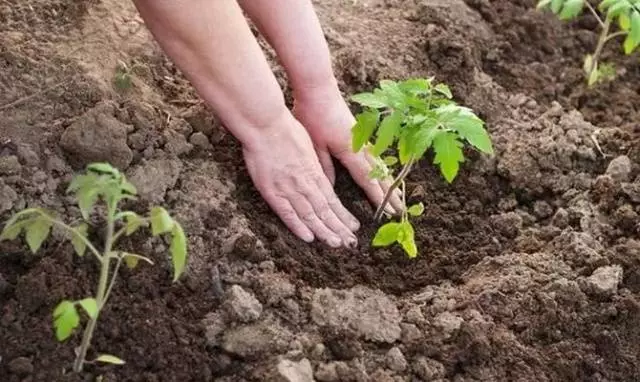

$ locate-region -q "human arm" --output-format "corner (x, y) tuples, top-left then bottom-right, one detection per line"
(132, 0), (359, 247)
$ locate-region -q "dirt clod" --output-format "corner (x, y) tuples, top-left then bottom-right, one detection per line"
(583, 265), (624, 298)
(310, 286), (401, 343)
(7, 357), (33, 376)
(224, 285), (263, 323)
(276, 358), (314, 382)
(221, 317), (292, 359)
(605, 155), (632, 183)
(0, 156), (21, 175)
(385, 347), (407, 372)
(127, 158), (182, 203)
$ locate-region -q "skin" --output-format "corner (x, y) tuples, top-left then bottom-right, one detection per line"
(132, 0), (403, 248)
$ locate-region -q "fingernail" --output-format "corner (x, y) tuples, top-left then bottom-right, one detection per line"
(350, 218), (361, 231)
(302, 232), (314, 243)
(345, 236), (358, 248)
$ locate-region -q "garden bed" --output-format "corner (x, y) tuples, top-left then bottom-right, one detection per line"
(1, 0), (639, 381)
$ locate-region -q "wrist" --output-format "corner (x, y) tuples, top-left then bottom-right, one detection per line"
(292, 75), (343, 106)
(236, 105), (298, 152)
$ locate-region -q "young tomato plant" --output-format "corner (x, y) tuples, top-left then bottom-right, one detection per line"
(0, 163), (188, 373)
(537, 0), (640, 86)
(350, 78), (493, 257)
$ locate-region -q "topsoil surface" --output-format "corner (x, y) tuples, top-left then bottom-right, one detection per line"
(1, 0), (639, 381)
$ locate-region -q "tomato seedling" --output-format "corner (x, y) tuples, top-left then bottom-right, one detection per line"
(0, 162), (188, 373)
(537, 0), (640, 86)
(350, 78), (493, 258)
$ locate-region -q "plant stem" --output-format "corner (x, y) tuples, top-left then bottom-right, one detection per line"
(101, 256), (123, 309)
(72, 203), (117, 373)
(373, 159), (414, 221)
(401, 180), (407, 222)
(604, 30), (628, 43)
(45, 218), (102, 261)
(585, 2), (605, 28)
(587, 17), (611, 79)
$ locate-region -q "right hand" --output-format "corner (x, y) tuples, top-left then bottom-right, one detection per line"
(242, 109), (360, 248)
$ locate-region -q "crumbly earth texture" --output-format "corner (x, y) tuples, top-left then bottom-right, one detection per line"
(1, 0), (640, 381)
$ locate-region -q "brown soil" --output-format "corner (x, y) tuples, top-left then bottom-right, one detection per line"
(1, 0), (640, 381)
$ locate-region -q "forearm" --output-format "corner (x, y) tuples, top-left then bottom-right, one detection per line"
(237, 0), (339, 99)
(132, 0), (288, 147)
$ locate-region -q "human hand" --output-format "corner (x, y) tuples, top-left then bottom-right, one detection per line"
(242, 109), (360, 248)
(293, 85), (404, 214)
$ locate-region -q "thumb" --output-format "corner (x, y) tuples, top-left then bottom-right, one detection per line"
(316, 149), (336, 185)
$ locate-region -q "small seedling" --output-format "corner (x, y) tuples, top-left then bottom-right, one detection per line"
(537, 0), (640, 86)
(0, 163), (188, 373)
(350, 78), (493, 257)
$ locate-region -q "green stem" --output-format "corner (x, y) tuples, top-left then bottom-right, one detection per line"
(46, 219), (102, 261)
(604, 30), (628, 44)
(72, 202), (117, 373)
(401, 180), (407, 222)
(585, 2), (605, 28)
(587, 17), (611, 80)
(374, 158), (414, 221)
(101, 256), (123, 309)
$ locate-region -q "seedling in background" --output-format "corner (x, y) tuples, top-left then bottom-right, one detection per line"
(0, 163), (188, 373)
(350, 78), (493, 258)
(537, 0), (640, 86)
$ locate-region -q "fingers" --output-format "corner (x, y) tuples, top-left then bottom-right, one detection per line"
(316, 148), (336, 185)
(262, 193), (315, 243)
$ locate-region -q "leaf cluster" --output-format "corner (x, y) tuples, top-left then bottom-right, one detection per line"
(351, 78), (493, 183)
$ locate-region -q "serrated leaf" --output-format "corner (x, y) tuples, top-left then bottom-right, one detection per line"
(383, 156), (398, 166)
(350, 92), (387, 108)
(372, 222), (401, 246)
(450, 118), (493, 154)
(398, 78), (431, 94)
(398, 133), (412, 164)
(433, 131), (465, 183)
(25, 216), (52, 254)
(123, 212), (145, 235)
(170, 223), (187, 282)
(120, 179), (137, 196)
(87, 163), (119, 177)
(122, 252), (154, 269)
(71, 223), (88, 257)
(372, 111), (403, 156)
(95, 354), (125, 365)
(53, 300), (80, 341)
(149, 207), (174, 236)
(351, 110), (380, 152)
(77, 298), (98, 319)
(407, 203), (425, 217)
(77, 187), (99, 221)
(397, 221), (417, 258)
(434, 83), (453, 99)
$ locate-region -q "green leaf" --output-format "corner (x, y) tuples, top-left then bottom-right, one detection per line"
(71, 223), (88, 257)
(170, 223), (187, 282)
(77, 298), (98, 319)
(625, 10), (640, 53)
(398, 78), (431, 94)
(398, 133), (412, 164)
(434, 83), (453, 99)
(122, 252), (154, 269)
(407, 203), (425, 217)
(550, 0), (564, 13)
(559, 0), (584, 19)
(606, 1), (631, 18)
(397, 221), (418, 258)
(383, 156), (398, 166)
(619, 11), (631, 30)
(87, 162), (119, 177)
(25, 216), (52, 254)
(53, 300), (80, 341)
(123, 212), (146, 236)
(350, 92), (387, 108)
(120, 179), (137, 196)
(372, 111), (403, 156)
(351, 110), (380, 152)
(77, 187), (99, 220)
(149, 207), (174, 236)
(433, 131), (465, 183)
(372, 222), (401, 246)
(95, 354), (126, 365)
(450, 119), (493, 154)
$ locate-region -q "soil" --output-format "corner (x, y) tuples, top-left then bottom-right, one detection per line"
(1, 0), (640, 381)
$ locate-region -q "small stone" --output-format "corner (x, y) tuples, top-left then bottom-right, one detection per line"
(190, 132), (212, 149)
(8, 357), (34, 376)
(533, 200), (554, 219)
(310, 343), (325, 359)
(585, 265), (623, 297)
(605, 155), (631, 183)
(413, 357), (445, 380)
(315, 363), (339, 382)
(0, 155), (21, 175)
(202, 312), (226, 346)
(276, 358), (314, 382)
(0, 180), (18, 213)
(385, 347), (407, 372)
(224, 285), (263, 323)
